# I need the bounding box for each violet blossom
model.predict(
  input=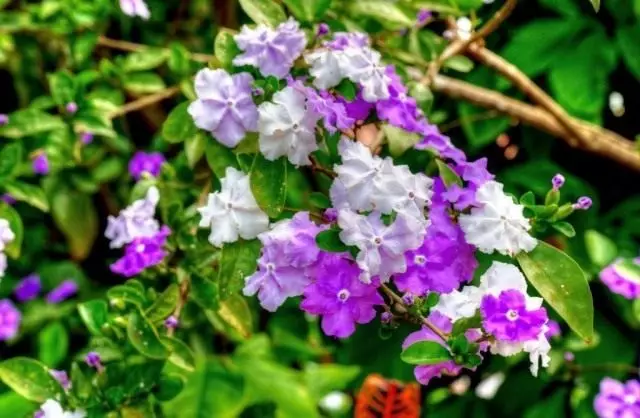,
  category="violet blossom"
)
[85,352,104,372]
[49,370,71,391]
[128,151,165,180]
[600,258,640,299]
[594,378,640,418]
[110,226,170,277]
[65,102,78,114]
[480,289,548,342]
[165,315,179,330]
[0,299,20,340]
[0,194,15,205]
[105,186,160,248]
[80,132,94,145]
[32,154,50,175]
[46,280,78,304]
[0,114,8,125]
[552,174,565,190]
[14,273,41,303]
[574,196,593,210]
